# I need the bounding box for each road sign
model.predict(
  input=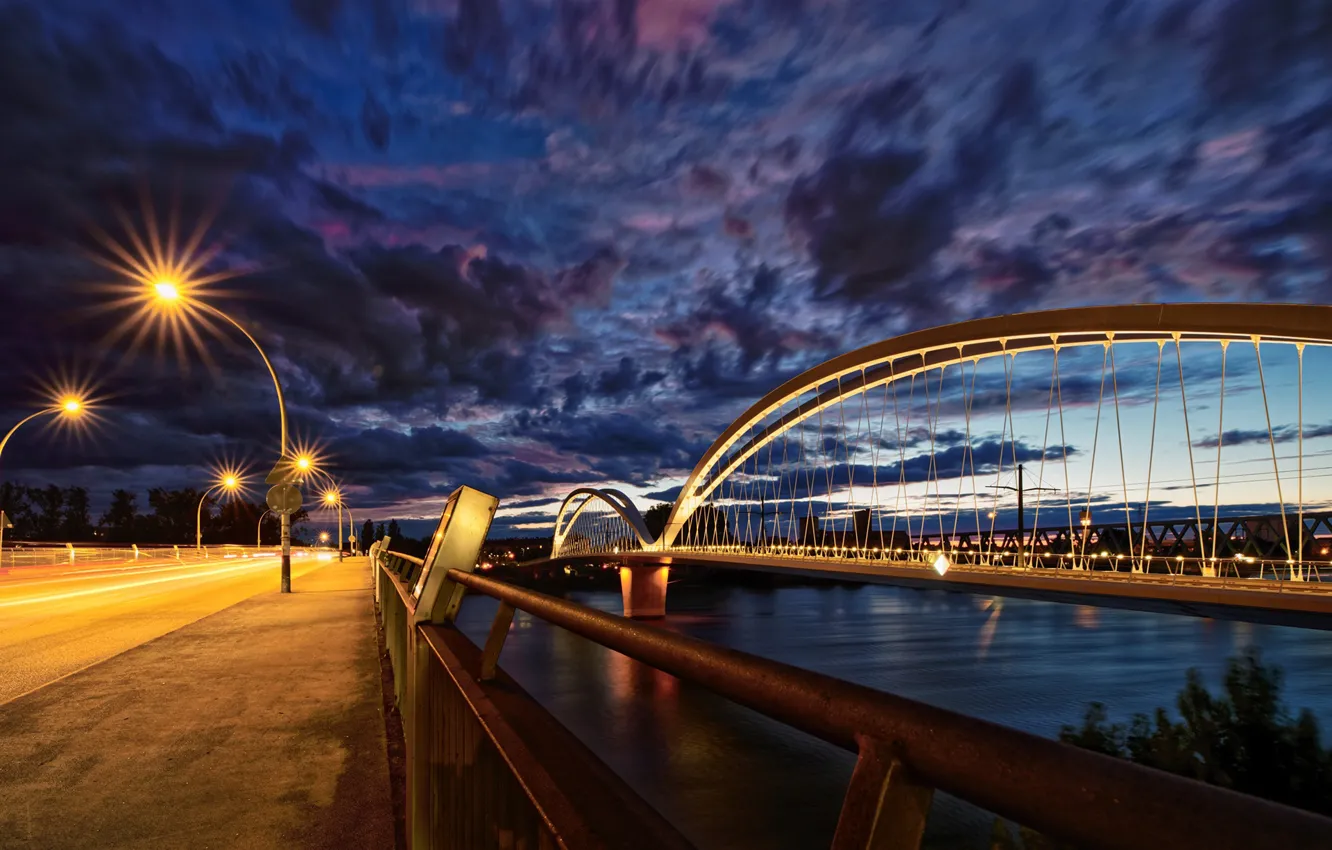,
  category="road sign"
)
[266,483,303,515]
[266,459,295,485]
